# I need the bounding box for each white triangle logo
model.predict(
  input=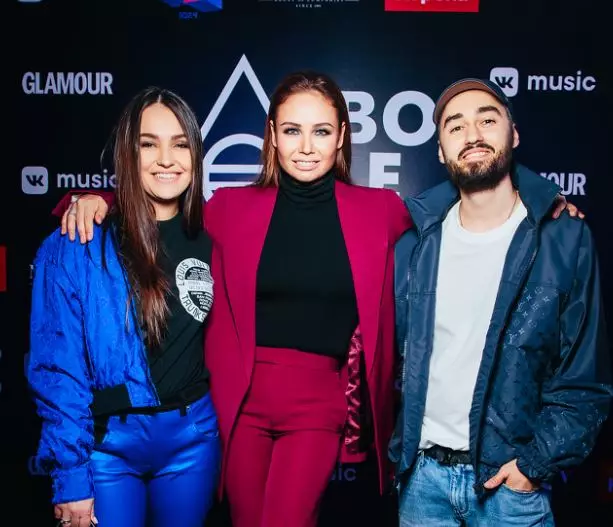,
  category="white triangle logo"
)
[201,55,270,199]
